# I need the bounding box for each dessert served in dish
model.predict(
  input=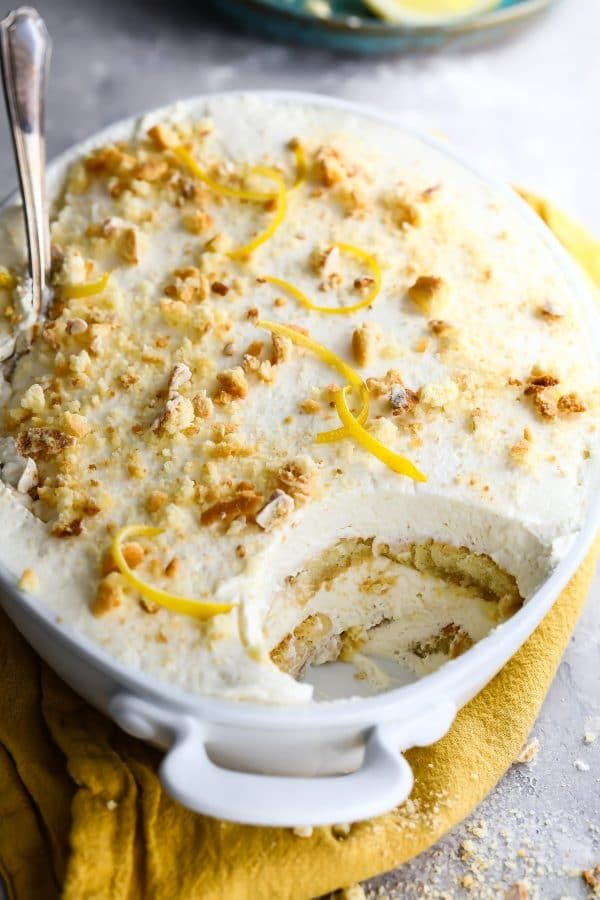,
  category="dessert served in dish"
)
[0,95,597,704]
